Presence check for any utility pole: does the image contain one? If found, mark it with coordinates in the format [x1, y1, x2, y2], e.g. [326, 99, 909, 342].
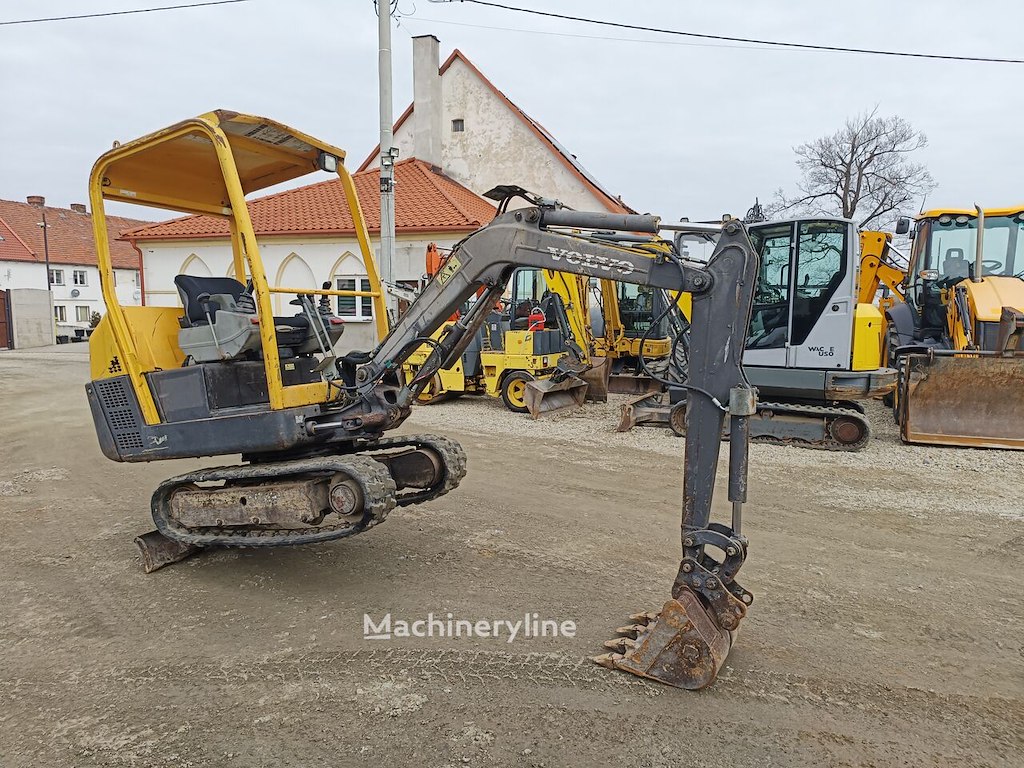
[35, 203, 55, 341]
[377, 0, 398, 326]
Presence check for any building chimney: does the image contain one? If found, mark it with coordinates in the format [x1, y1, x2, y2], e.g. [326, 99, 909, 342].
[27, 195, 45, 207]
[70, 203, 87, 214]
[412, 35, 443, 169]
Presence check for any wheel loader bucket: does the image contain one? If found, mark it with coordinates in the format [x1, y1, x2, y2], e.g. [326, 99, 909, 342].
[593, 590, 734, 690]
[902, 353, 1024, 450]
[580, 356, 611, 403]
[524, 376, 589, 419]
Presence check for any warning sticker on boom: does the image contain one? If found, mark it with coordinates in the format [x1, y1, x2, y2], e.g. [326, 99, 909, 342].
[436, 254, 462, 285]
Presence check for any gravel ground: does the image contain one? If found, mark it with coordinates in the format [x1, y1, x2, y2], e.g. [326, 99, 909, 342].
[1, 350, 1021, 767]
[410, 392, 1024, 521]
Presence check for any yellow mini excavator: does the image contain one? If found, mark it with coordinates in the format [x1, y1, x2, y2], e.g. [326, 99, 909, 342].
[86, 111, 762, 691]
[887, 205, 1024, 448]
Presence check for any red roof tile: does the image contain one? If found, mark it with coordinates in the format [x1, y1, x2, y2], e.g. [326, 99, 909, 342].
[0, 199, 146, 270]
[357, 49, 633, 214]
[124, 159, 496, 242]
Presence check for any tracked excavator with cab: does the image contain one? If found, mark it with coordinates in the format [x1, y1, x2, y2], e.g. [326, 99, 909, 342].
[620, 217, 897, 450]
[86, 111, 760, 690]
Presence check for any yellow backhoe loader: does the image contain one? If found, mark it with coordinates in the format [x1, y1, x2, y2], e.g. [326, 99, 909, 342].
[86, 110, 761, 690]
[887, 206, 1024, 448]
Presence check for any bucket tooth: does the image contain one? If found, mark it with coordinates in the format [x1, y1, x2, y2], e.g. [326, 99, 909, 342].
[609, 591, 735, 690]
[591, 652, 624, 669]
[628, 611, 660, 625]
[602, 637, 637, 652]
[614, 623, 647, 638]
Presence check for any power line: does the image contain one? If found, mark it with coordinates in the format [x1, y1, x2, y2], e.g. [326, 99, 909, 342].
[0, 0, 253, 27]
[436, 0, 1024, 64]
[401, 15, 781, 53]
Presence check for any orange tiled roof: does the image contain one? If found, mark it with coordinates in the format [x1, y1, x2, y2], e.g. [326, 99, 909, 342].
[357, 49, 633, 215]
[124, 159, 496, 241]
[0, 199, 145, 270]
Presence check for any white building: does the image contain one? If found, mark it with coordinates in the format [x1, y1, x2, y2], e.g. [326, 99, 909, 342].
[0, 196, 144, 344]
[123, 160, 496, 350]
[358, 36, 633, 215]
[128, 36, 633, 350]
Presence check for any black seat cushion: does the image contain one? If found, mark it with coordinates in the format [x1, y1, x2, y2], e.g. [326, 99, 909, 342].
[174, 275, 245, 325]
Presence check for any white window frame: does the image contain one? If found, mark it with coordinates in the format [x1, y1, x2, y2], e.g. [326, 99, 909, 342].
[54, 305, 66, 322]
[49, 268, 64, 286]
[335, 275, 373, 321]
[73, 269, 88, 286]
[75, 305, 91, 323]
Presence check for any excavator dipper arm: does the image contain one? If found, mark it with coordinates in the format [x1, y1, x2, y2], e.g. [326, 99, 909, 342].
[336, 206, 760, 689]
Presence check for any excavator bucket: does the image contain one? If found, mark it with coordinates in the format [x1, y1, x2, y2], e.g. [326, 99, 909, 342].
[580, 356, 611, 402]
[524, 376, 589, 419]
[593, 590, 734, 690]
[902, 353, 1024, 449]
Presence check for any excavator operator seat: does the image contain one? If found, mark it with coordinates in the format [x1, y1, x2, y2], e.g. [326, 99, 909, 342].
[175, 275, 248, 326]
[942, 248, 970, 281]
[175, 275, 263, 362]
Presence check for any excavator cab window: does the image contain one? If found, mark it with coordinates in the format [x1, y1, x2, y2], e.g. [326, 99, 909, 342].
[791, 221, 846, 345]
[745, 219, 847, 351]
[616, 283, 667, 338]
[507, 268, 550, 330]
[746, 223, 792, 349]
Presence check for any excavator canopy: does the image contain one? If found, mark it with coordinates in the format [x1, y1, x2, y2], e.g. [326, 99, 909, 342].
[92, 110, 348, 216]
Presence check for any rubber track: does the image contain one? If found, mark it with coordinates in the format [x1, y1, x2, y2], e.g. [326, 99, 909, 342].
[359, 433, 468, 507]
[151, 454, 397, 548]
[150, 434, 466, 548]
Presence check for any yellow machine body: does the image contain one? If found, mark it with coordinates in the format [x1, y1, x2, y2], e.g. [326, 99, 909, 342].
[88, 110, 387, 426]
[851, 303, 885, 371]
[893, 206, 1024, 449]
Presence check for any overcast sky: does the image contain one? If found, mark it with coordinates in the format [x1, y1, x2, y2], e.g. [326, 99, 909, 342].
[1, 0, 1021, 223]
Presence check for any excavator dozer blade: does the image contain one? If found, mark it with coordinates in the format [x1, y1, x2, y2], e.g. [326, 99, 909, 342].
[615, 391, 671, 432]
[593, 590, 733, 690]
[524, 376, 589, 419]
[580, 356, 611, 403]
[135, 530, 203, 573]
[902, 354, 1024, 450]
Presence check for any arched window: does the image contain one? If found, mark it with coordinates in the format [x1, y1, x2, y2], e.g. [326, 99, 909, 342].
[330, 252, 373, 321]
[180, 253, 213, 277]
[275, 252, 316, 314]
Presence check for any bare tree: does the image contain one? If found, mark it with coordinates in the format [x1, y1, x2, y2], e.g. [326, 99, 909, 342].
[772, 109, 936, 229]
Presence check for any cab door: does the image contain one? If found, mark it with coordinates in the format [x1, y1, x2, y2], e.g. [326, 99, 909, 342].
[790, 220, 853, 369]
[744, 222, 794, 368]
[745, 219, 853, 370]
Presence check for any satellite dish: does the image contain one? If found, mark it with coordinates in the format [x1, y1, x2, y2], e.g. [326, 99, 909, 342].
[71, 288, 81, 298]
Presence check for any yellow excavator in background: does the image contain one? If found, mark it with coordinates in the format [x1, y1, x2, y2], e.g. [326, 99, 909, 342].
[403, 188, 678, 415]
[886, 205, 1024, 448]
